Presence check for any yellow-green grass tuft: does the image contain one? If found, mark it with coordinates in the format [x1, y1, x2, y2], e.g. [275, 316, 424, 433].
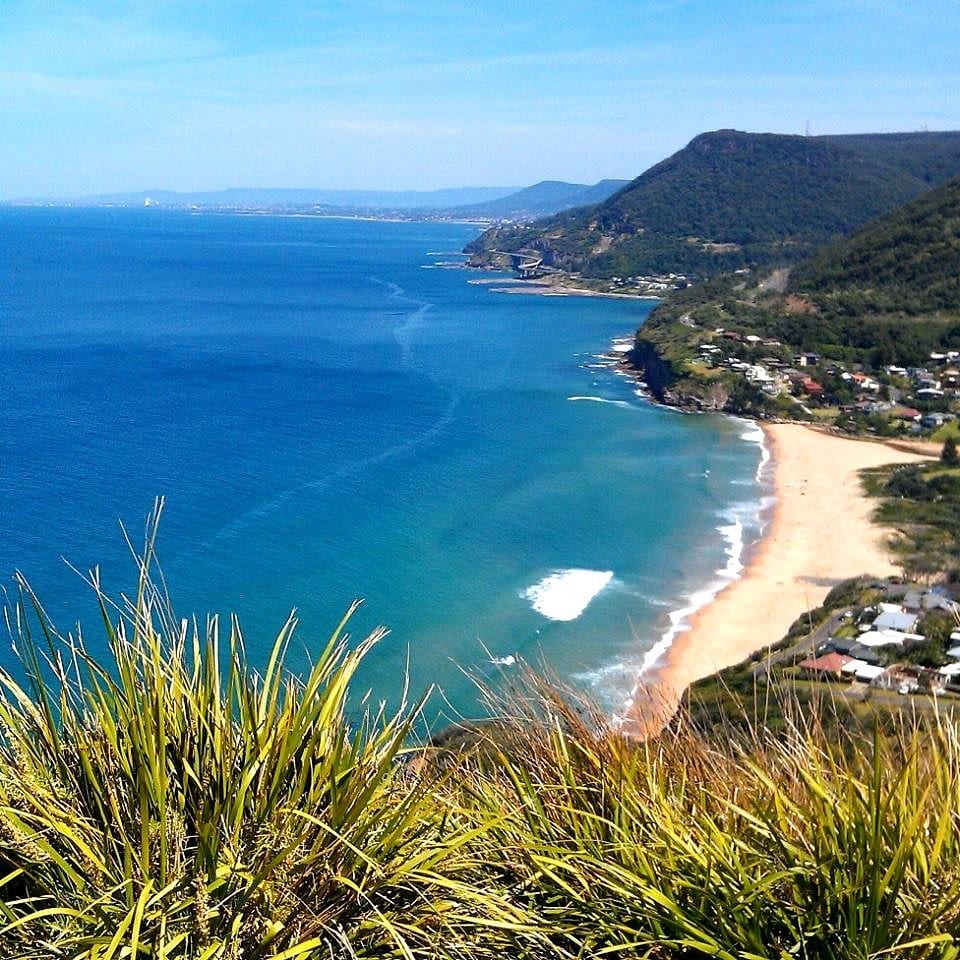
[0, 503, 527, 958]
[3, 505, 960, 958]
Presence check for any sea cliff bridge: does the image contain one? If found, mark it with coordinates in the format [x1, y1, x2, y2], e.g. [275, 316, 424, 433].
[491, 250, 545, 279]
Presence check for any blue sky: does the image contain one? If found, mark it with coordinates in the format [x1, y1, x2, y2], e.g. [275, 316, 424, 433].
[2, 0, 958, 197]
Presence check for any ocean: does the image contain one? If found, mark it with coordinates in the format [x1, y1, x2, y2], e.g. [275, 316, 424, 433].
[0, 208, 768, 723]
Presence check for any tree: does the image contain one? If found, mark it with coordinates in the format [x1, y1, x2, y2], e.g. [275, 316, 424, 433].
[942, 435, 959, 466]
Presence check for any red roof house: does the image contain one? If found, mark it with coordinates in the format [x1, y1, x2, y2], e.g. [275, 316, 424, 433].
[893, 407, 922, 422]
[799, 652, 852, 678]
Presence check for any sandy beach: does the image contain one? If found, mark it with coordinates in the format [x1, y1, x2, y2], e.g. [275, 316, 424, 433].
[468, 275, 655, 300]
[624, 422, 934, 736]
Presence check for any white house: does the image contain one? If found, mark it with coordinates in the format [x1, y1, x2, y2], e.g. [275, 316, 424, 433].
[841, 660, 886, 682]
[856, 629, 923, 648]
[872, 609, 918, 632]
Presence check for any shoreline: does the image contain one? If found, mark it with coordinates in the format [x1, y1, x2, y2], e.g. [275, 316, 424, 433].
[468, 273, 659, 301]
[620, 421, 934, 737]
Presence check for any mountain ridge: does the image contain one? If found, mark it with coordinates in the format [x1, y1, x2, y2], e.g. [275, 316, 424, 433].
[450, 179, 629, 220]
[466, 128, 960, 279]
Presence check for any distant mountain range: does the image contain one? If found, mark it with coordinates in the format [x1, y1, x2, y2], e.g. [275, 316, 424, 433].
[9, 180, 628, 220]
[450, 180, 629, 220]
[30, 185, 523, 211]
[466, 129, 960, 279]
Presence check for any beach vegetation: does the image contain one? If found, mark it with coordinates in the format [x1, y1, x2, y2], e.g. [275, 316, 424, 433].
[944, 435, 959, 465]
[864, 462, 960, 582]
[8, 530, 960, 957]
[0, 508, 527, 959]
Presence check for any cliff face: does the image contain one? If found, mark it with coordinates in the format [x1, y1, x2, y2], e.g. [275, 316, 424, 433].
[628, 340, 674, 402]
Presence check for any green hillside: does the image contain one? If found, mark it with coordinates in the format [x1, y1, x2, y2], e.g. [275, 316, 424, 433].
[790, 173, 960, 316]
[630, 175, 960, 420]
[467, 129, 960, 279]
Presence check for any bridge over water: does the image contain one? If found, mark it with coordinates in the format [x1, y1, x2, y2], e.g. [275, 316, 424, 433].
[491, 250, 545, 279]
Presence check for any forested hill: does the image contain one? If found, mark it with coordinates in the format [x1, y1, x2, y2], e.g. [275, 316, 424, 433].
[630, 175, 960, 419]
[466, 129, 960, 279]
[790, 173, 960, 316]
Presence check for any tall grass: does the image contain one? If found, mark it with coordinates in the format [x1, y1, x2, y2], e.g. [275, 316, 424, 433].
[455, 676, 960, 958]
[0, 506, 525, 958]
[3, 511, 960, 958]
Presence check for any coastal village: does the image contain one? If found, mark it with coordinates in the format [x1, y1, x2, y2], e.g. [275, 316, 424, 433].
[692, 333, 960, 438]
[690, 575, 960, 727]
[797, 583, 960, 694]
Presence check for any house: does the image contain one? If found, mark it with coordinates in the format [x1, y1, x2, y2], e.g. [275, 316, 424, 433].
[847, 643, 883, 664]
[856, 399, 892, 415]
[841, 659, 886, 683]
[875, 668, 920, 694]
[823, 637, 857, 655]
[801, 378, 824, 396]
[851, 373, 880, 392]
[872, 609, 918, 632]
[904, 591, 956, 613]
[856, 628, 923, 648]
[892, 407, 922, 423]
[903, 593, 923, 611]
[794, 353, 821, 368]
[745, 334, 762, 346]
[921, 412, 952, 429]
[746, 364, 775, 385]
[799, 652, 851, 678]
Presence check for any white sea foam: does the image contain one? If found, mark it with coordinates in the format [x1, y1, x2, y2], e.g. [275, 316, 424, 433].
[610, 342, 633, 353]
[489, 654, 517, 666]
[738, 419, 772, 482]
[622, 496, 770, 714]
[572, 659, 632, 687]
[567, 395, 630, 407]
[524, 569, 614, 622]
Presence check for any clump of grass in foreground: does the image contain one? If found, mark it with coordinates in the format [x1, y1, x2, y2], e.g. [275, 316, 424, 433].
[453, 675, 960, 959]
[4, 508, 960, 958]
[0, 505, 526, 959]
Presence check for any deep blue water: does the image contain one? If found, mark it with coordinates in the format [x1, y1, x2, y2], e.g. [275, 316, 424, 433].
[0, 209, 766, 723]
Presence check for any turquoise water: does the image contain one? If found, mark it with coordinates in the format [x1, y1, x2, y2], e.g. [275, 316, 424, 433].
[0, 209, 766, 722]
